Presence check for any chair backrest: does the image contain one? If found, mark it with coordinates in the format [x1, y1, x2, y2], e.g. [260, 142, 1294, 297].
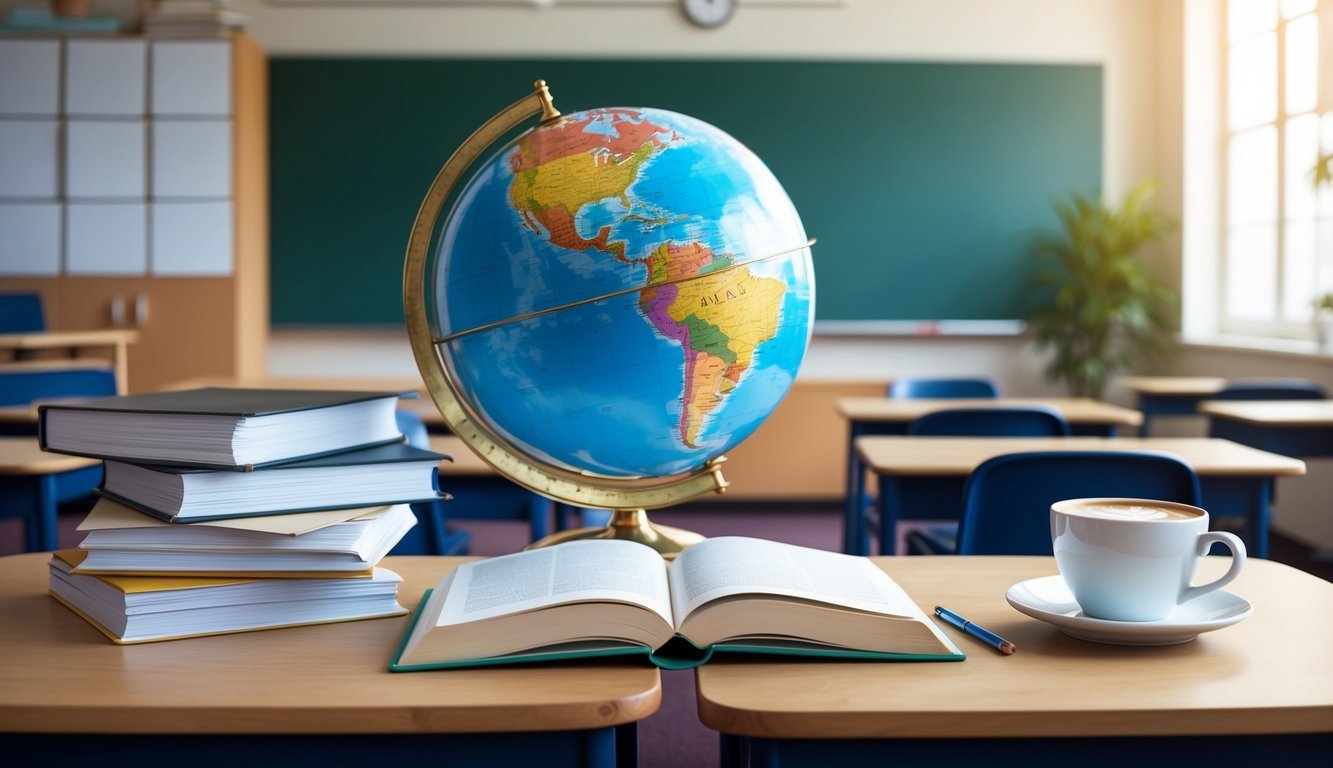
[0, 368, 117, 407]
[0, 293, 46, 333]
[1212, 378, 1327, 401]
[907, 406, 1071, 437]
[887, 377, 999, 399]
[957, 450, 1202, 555]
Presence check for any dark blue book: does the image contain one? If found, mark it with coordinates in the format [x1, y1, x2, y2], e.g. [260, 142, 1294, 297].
[99, 441, 450, 522]
[39, 387, 412, 469]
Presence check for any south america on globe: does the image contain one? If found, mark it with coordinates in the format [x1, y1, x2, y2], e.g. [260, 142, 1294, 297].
[435, 105, 815, 479]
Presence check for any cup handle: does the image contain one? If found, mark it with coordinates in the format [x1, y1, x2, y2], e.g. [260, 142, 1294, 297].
[1180, 531, 1247, 605]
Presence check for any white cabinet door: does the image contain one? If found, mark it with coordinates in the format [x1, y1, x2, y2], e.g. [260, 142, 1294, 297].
[152, 120, 232, 198]
[151, 41, 231, 116]
[66, 39, 148, 117]
[0, 120, 59, 198]
[66, 121, 147, 199]
[0, 203, 61, 276]
[66, 202, 148, 275]
[151, 201, 232, 276]
[0, 40, 60, 116]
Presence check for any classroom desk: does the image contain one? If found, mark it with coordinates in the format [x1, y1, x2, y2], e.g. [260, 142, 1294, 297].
[856, 436, 1306, 558]
[0, 437, 100, 551]
[836, 397, 1144, 554]
[0, 553, 657, 768]
[696, 556, 1333, 768]
[0, 329, 138, 395]
[1120, 375, 1228, 435]
[1200, 400, 1333, 458]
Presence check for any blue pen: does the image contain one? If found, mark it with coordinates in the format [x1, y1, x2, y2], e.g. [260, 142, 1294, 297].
[935, 606, 1016, 655]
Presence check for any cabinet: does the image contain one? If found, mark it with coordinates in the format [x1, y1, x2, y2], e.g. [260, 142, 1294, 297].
[0, 34, 267, 393]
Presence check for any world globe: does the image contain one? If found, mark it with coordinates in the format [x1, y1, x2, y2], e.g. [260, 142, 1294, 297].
[404, 81, 814, 550]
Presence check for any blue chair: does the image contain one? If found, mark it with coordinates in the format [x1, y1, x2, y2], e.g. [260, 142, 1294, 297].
[0, 367, 118, 408]
[898, 407, 1072, 555]
[1211, 378, 1327, 401]
[906, 405, 1071, 437]
[0, 292, 46, 333]
[953, 450, 1202, 555]
[887, 377, 999, 399]
[390, 409, 471, 556]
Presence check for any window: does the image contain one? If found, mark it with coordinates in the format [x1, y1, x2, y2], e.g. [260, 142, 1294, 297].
[1221, 0, 1333, 338]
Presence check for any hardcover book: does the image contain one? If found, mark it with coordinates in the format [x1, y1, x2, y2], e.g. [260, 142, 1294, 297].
[391, 537, 964, 671]
[74, 498, 417, 575]
[49, 550, 408, 645]
[39, 387, 409, 469]
[98, 441, 448, 522]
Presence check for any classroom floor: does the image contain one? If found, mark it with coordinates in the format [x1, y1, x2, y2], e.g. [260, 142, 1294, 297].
[3, 501, 1330, 768]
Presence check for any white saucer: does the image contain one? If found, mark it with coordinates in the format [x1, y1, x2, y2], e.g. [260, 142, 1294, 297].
[1005, 575, 1253, 646]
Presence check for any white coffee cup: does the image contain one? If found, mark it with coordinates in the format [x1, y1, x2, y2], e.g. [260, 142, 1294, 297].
[1050, 498, 1247, 622]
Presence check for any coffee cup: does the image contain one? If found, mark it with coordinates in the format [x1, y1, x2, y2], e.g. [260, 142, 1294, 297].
[1050, 498, 1246, 622]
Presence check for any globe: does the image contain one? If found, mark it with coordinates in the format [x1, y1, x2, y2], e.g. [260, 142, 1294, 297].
[404, 82, 814, 551]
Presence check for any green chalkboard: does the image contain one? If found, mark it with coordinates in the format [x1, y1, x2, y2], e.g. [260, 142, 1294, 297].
[270, 59, 1101, 326]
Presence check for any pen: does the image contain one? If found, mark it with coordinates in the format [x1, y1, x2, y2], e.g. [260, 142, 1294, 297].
[934, 606, 1016, 655]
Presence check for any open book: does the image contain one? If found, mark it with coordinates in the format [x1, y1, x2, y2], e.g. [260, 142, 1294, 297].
[391, 537, 963, 671]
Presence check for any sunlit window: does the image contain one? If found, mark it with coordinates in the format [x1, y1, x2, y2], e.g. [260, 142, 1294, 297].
[1222, 0, 1333, 336]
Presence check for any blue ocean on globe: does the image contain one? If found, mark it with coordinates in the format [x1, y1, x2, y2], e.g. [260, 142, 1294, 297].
[434, 107, 814, 478]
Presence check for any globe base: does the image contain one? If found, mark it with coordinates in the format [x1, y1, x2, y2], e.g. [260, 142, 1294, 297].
[525, 509, 705, 560]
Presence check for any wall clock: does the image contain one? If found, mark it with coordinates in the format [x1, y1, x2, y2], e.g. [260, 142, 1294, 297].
[681, 0, 735, 28]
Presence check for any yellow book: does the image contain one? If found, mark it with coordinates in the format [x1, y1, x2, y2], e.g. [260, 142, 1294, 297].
[49, 551, 407, 645]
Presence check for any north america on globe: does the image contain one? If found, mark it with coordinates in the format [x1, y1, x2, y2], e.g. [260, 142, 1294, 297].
[507, 108, 786, 448]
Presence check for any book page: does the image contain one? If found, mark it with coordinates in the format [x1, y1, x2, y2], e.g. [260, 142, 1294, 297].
[668, 536, 921, 623]
[435, 539, 672, 628]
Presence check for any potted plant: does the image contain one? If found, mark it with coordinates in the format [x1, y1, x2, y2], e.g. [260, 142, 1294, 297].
[1313, 293, 1333, 351]
[1026, 182, 1178, 399]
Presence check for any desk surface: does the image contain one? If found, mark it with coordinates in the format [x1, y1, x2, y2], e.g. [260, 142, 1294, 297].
[0, 329, 139, 350]
[1200, 400, 1333, 426]
[855, 436, 1307, 477]
[430, 434, 499, 477]
[837, 397, 1143, 427]
[696, 556, 1333, 739]
[0, 436, 99, 475]
[0, 553, 660, 734]
[1119, 376, 1228, 395]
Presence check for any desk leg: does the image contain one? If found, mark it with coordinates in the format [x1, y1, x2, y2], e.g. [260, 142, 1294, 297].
[876, 475, 903, 556]
[113, 342, 129, 395]
[615, 722, 637, 768]
[528, 495, 552, 541]
[1199, 476, 1271, 560]
[36, 473, 57, 552]
[843, 422, 867, 555]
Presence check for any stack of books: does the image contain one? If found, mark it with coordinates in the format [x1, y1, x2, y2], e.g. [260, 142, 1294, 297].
[141, 0, 245, 38]
[37, 387, 449, 644]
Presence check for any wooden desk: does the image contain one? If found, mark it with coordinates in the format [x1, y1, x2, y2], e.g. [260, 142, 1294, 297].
[1120, 375, 1227, 436]
[856, 436, 1306, 557]
[0, 329, 138, 395]
[836, 397, 1144, 554]
[1201, 400, 1333, 458]
[0, 437, 100, 551]
[697, 556, 1333, 767]
[0, 553, 658, 767]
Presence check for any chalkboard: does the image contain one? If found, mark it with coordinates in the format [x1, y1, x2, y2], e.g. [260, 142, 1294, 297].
[270, 59, 1101, 326]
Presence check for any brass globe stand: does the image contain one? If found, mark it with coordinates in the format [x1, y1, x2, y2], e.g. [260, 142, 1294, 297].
[531, 510, 706, 560]
[403, 80, 727, 558]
